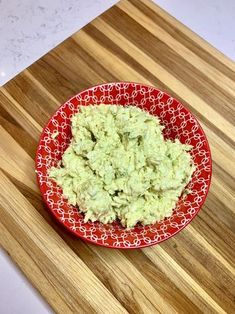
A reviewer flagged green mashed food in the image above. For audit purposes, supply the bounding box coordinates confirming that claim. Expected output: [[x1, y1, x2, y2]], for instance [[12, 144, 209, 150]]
[[49, 105, 195, 228]]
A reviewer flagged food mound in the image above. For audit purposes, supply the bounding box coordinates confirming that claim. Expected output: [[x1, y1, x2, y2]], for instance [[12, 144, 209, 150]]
[[49, 105, 195, 228]]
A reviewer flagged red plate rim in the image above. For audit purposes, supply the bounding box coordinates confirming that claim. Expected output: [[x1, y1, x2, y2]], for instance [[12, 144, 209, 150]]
[[35, 82, 212, 249]]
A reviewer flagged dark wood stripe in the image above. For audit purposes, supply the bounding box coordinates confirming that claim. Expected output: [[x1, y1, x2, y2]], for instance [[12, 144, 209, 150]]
[[213, 162, 235, 193], [0, 104, 37, 159], [206, 192, 235, 229], [194, 208, 235, 265], [29, 57, 81, 103]]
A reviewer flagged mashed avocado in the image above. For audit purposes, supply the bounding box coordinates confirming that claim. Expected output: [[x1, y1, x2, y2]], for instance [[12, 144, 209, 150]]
[[49, 105, 195, 228]]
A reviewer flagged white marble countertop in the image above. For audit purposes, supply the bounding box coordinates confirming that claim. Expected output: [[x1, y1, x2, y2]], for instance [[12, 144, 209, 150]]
[[0, 0, 117, 86], [0, 0, 234, 86], [0, 0, 234, 313]]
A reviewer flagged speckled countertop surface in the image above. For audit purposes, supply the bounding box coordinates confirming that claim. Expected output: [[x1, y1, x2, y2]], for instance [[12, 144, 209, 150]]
[[0, 0, 234, 313], [0, 0, 234, 86], [0, 0, 117, 85]]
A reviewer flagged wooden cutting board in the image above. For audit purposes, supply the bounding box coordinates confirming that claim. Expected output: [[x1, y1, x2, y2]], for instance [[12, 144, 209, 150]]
[[0, 0, 234, 313]]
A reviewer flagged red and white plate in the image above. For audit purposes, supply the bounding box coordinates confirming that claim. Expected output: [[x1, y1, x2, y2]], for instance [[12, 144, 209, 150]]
[[36, 82, 212, 249]]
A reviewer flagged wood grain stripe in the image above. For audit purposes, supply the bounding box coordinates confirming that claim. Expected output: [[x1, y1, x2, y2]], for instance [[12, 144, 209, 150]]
[[194, 206, 235, 265], [154, 231, 235, 313], [24, 69, 60, 105], [28, 55, 104, 102], [77, 242, 199, 314], [186, 226, 235, 275], [0, 88, 42, 139], [0, 126, 38, 192], [0, 105, 37, 159], [122, 249, 202, 314], [210, 176, 235, 213]]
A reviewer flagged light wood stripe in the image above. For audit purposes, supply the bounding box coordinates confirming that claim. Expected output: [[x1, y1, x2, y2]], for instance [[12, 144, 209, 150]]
[[186, 226, 235, 275], [197, 203, 235, 264], [200, 124, 234, 177], [0, 126, 38, 192], [210, 177, 235, 213], [0, 0, 234, 312]]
